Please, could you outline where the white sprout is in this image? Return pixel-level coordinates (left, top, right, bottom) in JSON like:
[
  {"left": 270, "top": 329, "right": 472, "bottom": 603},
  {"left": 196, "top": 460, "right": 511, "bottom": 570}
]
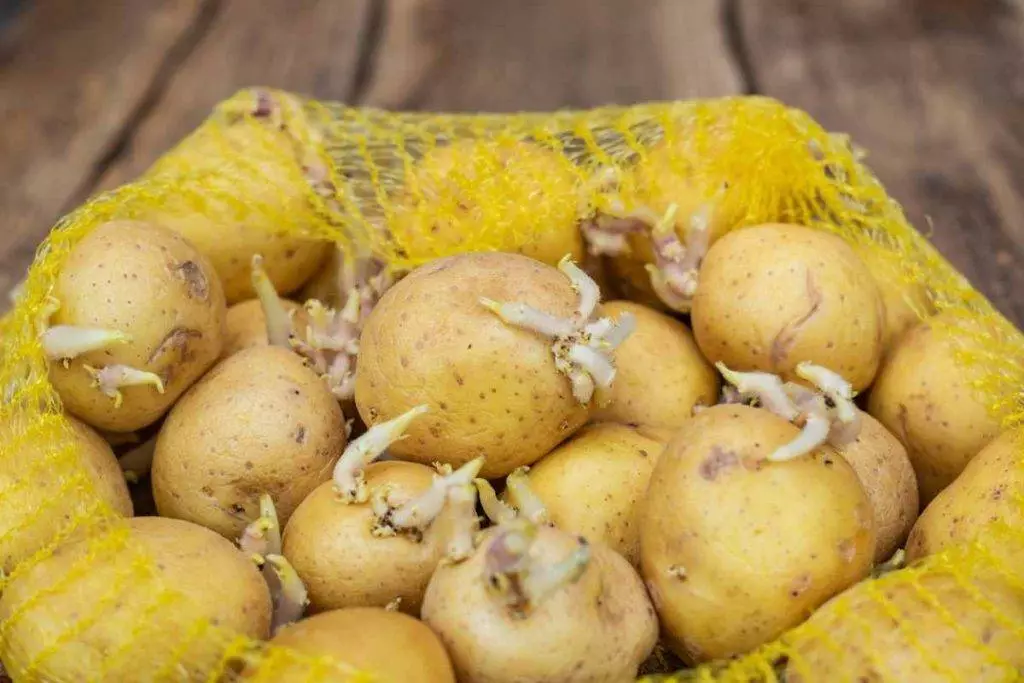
[
  {"left": 83, "top": 365, "right": 164, "bottom": 408},
  {"left": 251, "top": 254, "right": 293, "bottom": 348},
  {"left": 264, "top": 554, "right": 309, "bottom": 635},
  {"left": 768, "top": 393, "right": 832, "bottom": 462},
  {"left": 505, "top": 467, "right": 550, "bottom": 526},
  {"left": 42, "top": 326, "right": 131, "bottom": 364},
  {"left": 443, "top": 483, "right": 480, "bottom": 564},
  {"left": 238, "top": 494, "right": 282, "bottom": 561},
  {"left": 796, "top": 362, "right": 859, "bottom": 425},
  {"left": 716, "top": 362, "right": 801, "bottom": 421},
  {"left": 474, "top": 479, "right": 517, "bottom": 525},
  {"left": 333, "top": 404, "right": 429, "bottom": 503},
  {"left": 387, "top": 457, "right": 485, "bottom": 532}
]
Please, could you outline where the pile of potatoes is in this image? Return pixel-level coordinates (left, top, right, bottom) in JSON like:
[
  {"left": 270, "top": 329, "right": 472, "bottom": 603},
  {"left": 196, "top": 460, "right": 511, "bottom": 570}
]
[{"left": 4, "top": 134, "right": 1023, "bottom": 683}]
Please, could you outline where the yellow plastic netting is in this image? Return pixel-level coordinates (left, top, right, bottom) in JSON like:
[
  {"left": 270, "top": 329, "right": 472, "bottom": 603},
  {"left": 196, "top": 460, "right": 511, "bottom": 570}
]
[{"left": 0, "top": 87, "right": 1022, "bottom": 682}]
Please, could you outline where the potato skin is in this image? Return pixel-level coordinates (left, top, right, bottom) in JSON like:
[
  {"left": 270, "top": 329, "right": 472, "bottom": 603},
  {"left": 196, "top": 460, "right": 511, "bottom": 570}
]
[
  {"left": 867, "top": 312, "right": 1003, "bottom": 504},
  {"left": 222, "top": 298, "right": 304, "bottom": 358},
  {"left": 0, "top": 517, "right": 270, "bottom": 682},
  {"left": 785, "top": 572, "right": 1024, "bottom": 682},
  {"left": 527, "top": 422, "right": 664, "bottom": 566},
  {"left": 282, "top": 462, "right": 447, "bottom": 615},
  {"left": 835, "top": 411, "right": 919, "bottom": 563},
  {"left": 389, "top": 140, "right": 584, "bottom": 268},
  {"left": 639, "top": 404, "right": 875, "bottom": 663},
  {"left": 355, "top": 252, "right": 589, "bottom": 478},
  {"left": 906, "top": 428, "right": 1024, "bottom": 562},
  {"left": 152, "top": 346, "right": 346, "bottom": 540},
  {"left": 142, "top": 122, "right": 331, "bottom": 303},
  {"left": 0, "top": 416, "right": 133, "bottom": 573},
  {"left": 692, "top": 223, "right": 884, "bottom": 391},
  {"left": 260, "top": 608, "right": 456, "bottom": 683},
  {"left": 49, "top": 220, "right": 226, "bottom": 432},
  {"left": 421, "top": 526, "right": 658, "bottom": 683},
  {"left": 592, "top": 301, "right": 719, "bottom": 431}
]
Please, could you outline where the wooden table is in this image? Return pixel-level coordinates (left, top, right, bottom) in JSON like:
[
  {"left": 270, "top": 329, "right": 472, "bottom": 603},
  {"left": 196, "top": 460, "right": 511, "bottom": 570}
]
[{"left": 2, "top": 0, "right": 1023, "bottom": 325}]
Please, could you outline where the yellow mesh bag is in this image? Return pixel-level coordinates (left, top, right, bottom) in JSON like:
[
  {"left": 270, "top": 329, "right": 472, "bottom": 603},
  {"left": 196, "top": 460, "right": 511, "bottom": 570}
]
[{"left": 1, "top": 87, "right": 1022, "bottom": 682}]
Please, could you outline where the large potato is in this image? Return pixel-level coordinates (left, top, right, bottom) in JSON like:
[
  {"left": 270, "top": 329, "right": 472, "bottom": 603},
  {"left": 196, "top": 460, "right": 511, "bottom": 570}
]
[
  {"left": 785, "top": 572, "right": 1024, "bottom": 682},
  {"left": 422, "top": 525, "right": 658, "bottom": 683},
  {"left": 49, "top": 220, "right": 226, "bottom": 432},
  {"left": 258, "top": 608, "right": 455, "bottom": 683},
  {"left": 142, "top": 117, "right": 331, "bottom": 303},
  {"left": 526, "top": 422, "right": 664, "bottom": 565},
  {"left": 355, "top": 252, "right": 590, "bottom": 478},
  {"left": 0, "top": 415, "right": 132, "bottom": 573},
  {"left": 835, "top": 411, "right": 919, "bottom": 563},
  {"left": 152, "top": 346, "right": 346, "bottom": 540},
  {"left": 867, "top": 311, "right": 1004, "bottom": 503},
  {"left": 0, "top": 517, "right": 270, "bottom": 682},
  {"left": 388, "top": 140, "right": 584, "bottom": 268},
  {"left": 282, "top": 462, "right": 448, "bottom": 615},
  {"left": 692, "top": 223, "right": 885, "bottom": 391},
  {"left": 639, "top": 404, "right": 875, "bottom": 663},
  {"left": 906, "top": 428, "right": 1023, "bottom": 562},
  {"left": 591, "top": 301, "right": 718, "bottom": 430}
]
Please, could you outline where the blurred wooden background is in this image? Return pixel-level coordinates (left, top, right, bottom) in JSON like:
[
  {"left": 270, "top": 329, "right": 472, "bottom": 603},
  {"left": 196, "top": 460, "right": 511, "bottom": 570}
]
[{"left": 1, "top": 0, "right": 1022, "bottom": 324}]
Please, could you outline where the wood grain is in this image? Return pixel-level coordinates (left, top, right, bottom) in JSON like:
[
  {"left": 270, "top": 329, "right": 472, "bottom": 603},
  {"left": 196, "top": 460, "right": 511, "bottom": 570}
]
[
  {"left": 737, "top": 0, "right": 1024, "bottom": 326},
  {"left": 363, "top": 0, "right": 743, "bottom": 111},
  {"left": 0, "top": 0, "right": 211, "bottom": 294}
]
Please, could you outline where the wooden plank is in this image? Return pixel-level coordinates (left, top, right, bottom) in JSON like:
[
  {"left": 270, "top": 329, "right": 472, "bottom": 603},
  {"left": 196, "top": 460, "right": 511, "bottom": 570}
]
[
  {"left": 362, "top": 0, "right": 744, "bottom": 111},
  {"left": 0, "top": 0, "right": 210, "bottom": 295},
  {"left": 94, "top": 0, "right": 375, "bottom": 192},
  {"left": 737, "top": 0, "right": 1024, "bottom": 326}
]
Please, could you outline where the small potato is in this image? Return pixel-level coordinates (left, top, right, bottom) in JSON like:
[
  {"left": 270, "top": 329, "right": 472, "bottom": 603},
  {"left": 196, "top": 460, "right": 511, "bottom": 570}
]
[
  {"left": 692, "top": 223, "right": 885, "bottom": 391},
  {"left": 152, "top": 346, "right": 346, "bottom": 540},
  {"left": 142, "top": 115, "right": 331, "bottom": 303},
  {"left": 222, "top": 298, "right": 304, "bottom": 358},
  {"left": 0, "top": 516, "right": 270, "bottom": 682},
  {"left": 592, "top": 301, "right": 719, "bottom": 430},
  {"left": 527, "top": 422, "right": 664, "bottom": 565},
  {"left": 282, "top": 462, "right": 449, "bottom": 615},
  {"left": 867, "top": 311, "right": 1004, "bottom": 504},
  {"left": 48, "top": 220, "right": 226, "bottom": 432},
  {"left": 785, "top": 572, "right": 1024, "bottom": 682},
  {"left": 258, "top": 608, "right": 455, "bottom": 683},
  {"left": 639, "top": 404, "right": 876, "bottom": 663},
  {"left": 0, "top": 415, "right": 133, "bottom": 573},
  {"left": 906, "top": 428, "right": 1024, "bottom": 562},
  {"left": 388, "top": 140, "right": 584, "bottom": 268},
  {"left": 422, "top": 524, "right": 658, "bottom": 683},
  {"left": 835, "top": 411, "right": 919, "bottom": 563},
  {"left": 356, "top": 253, "right": 591, "bottom": 478}
]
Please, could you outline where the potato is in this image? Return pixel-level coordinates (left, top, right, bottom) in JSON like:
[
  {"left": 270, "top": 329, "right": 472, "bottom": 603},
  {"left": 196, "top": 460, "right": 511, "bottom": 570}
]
[
  {"left": 142, "top": 116, "right": 331, "bottom": 303},
  {"left": 356, "top": 252, "right": 593, "bottom": 478},
  {"left": 526, "top": 422, "right": 664, "bottom": 565},
  {"left": 258, "top": 607, "right": 455, "bottom": 683},
  {"left": 0, "top": 516, "right": 270, "bottom": 681},
  {"left": 421, "top": 523, "right": 658, "bottom": 683},
  {"left": 388, "top": 140, "right": 584, "bottom": 268},
  {"left": 639, "top": 404, "right": 876, "bottom": 663},
  {"left": 852, "top": 245, "right": 934, "bottom": 354},
  {"left": 282, "top": 462, "right": 452, "bottom": 615},
  {"left": 0, "top": 415, "right": 132, "bottom": 573},
  {"left": 222, "top": 297, "right": 304, "bottom": 358},
  {"left": 905, "top": 428, "right": 1023, "bottom": 562},
  {"left": 835, "top": 411, "right": 919, "bottom": 563},
  {"left": 592, "top": 301, "right": 718, "bottom": 430},
  {"left": 691, "top": 223, "right": 885, "bottom": 391},
  {"left": 785, "top": 572, "right": 1024, "bottom": 682},
  {"left": 867, "top": 311, "right": 1004, "bottom": 503},
  {"left": 152, "top": 345, "right": 346, "bottom": 540},
  {"left": 47, "top": 220, "right": 226, "bottom": 432}
]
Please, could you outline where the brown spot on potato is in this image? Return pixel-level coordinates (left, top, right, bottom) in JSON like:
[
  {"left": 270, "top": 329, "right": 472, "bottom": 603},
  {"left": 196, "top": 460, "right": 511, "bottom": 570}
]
[
  {"left": 838, "top": 539, "right": 856, "bottom": 562},
  {"left": 769, "top": 270, "right": 823, "bottom": 368},
  {"left": 147, "top": 327, "right": 203, "bottom": 377},
  {"left": 454, "top": 373, "right": 465, "bottom": 386},
  {"left": 699, "top": 446, "right": 739, "bottom": 480},
  {"left": 173, "top": 261, "right": 210, "bottom": 301},
  {"left": 294, "top": 425, "right": 307, "bottom": 444},
  {"left": 789, "top": 573, "right": 811, "bottom": 598}
]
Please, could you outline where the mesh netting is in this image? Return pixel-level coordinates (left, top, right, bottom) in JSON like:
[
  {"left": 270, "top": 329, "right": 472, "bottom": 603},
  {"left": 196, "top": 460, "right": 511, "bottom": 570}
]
[{"left": 0, "top": 87, "right": 1022, "bottom": 682}]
